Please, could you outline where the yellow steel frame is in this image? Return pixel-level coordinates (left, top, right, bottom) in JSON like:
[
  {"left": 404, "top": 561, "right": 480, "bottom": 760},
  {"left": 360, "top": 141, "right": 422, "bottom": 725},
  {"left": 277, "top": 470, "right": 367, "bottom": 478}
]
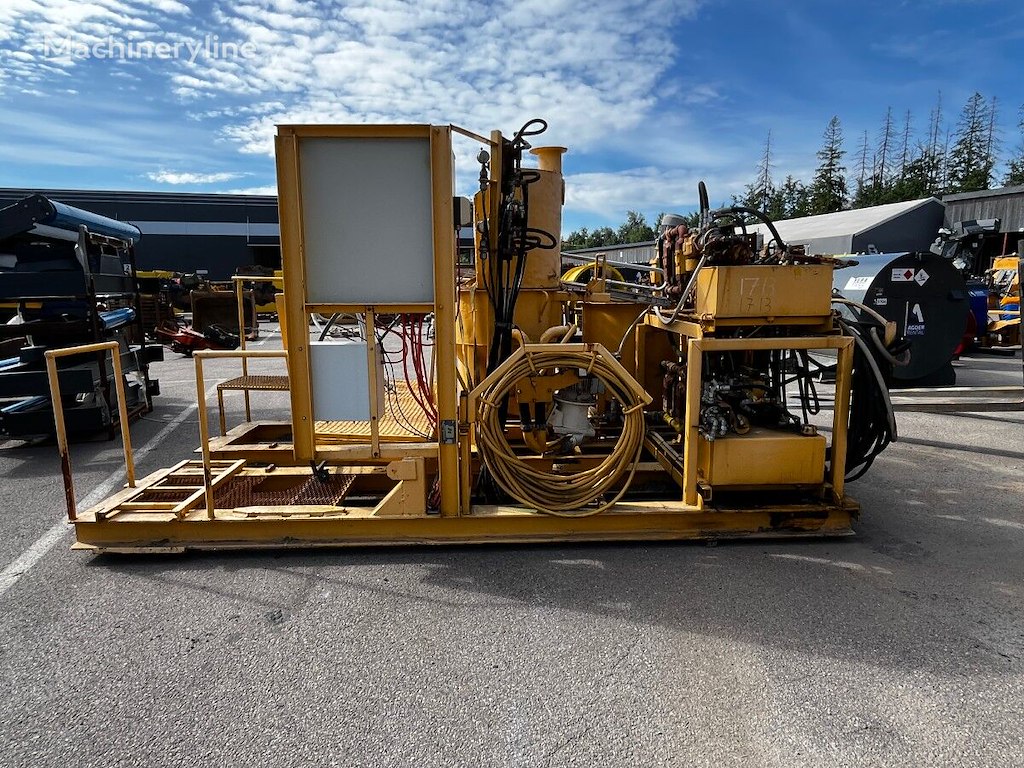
[
  {"left": 677, "top": 334, "right": 854, "bottom": 506},
  {"left": 274, "top": 124, "right": 459, "bottom": 516},
  {"left": 211, "top": 275, "right": 292, "bottom": 434}
]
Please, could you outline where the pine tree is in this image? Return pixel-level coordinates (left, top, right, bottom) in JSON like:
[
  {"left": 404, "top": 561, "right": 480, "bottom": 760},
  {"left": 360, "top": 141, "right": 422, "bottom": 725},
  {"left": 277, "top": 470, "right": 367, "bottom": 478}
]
[
  {"left": 947, "top": 92, "right": 996, "bottom": 193},
  {"left": 809, "top": 116, "right": 848, "bottom": 214},
  {"left": 1004, "top": 104, "right": 1024, "bottom": 187},
  {"left": 739, "top": 132, "right": 776, "bottom": 215},
  {"left": 986, "top": 96, "right": 1000, "bottom": 170},
  {"left": 853, "top": 130, "right": 871, "bottom": 205},
  {"left": 889, "top": 145, "right": 931, "bottom": 201},
  {"left": 875, "top": 107, "right": 895, "bottom": 188},
  {"left": 897, "top": 109, "right": 913, "bottom": 180},
  {"left": 778, "top": 175, "right": 810, "bottom": 218},
  {"left": 925, "top": 92, "right": 946, "bottom": 194}
]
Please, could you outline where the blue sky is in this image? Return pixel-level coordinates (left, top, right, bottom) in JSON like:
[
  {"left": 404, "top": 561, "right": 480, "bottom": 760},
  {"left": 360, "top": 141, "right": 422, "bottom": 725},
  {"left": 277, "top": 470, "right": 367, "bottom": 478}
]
[{"left": 0, "top": 0, "right": 1021, "bottom": 233}]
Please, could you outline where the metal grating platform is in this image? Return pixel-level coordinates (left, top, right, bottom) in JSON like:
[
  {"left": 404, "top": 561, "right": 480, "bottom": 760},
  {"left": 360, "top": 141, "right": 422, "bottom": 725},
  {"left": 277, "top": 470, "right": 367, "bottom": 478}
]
[
  {"left": 201, "top": 473, "right": 357, "bottom": 509},
  {"left": 216, "top": 375, "right": 290, "bottom": 392},
  {"left": 316, "top": 381, "right": 435, "bottom": 443}
]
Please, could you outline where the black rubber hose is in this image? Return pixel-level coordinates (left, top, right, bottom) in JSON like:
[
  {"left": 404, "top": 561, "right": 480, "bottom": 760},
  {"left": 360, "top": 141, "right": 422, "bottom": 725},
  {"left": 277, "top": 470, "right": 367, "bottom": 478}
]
[{"left": 710, "top": 205, "right": 788, "bottom": 252}]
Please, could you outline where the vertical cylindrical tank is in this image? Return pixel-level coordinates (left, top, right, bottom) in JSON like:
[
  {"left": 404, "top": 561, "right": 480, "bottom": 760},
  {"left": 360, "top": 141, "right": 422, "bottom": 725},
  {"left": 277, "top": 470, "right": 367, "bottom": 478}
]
[{"left": 523, "top": 146, "right": 566, "bottom": 290}]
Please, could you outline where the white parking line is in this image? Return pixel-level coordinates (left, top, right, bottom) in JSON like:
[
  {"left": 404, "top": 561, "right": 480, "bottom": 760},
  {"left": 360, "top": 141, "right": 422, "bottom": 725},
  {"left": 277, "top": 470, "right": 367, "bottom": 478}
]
[
  {"left": 0, "top": 384, "right": 218, "bottom": 599},
  {"left": 252, "top": 328, "right": 278, "bottom": 347}
]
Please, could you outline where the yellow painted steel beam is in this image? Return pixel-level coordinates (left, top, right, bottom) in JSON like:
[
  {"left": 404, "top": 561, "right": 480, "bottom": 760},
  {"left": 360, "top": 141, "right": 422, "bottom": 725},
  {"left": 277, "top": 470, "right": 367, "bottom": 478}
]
[
  {"left": 69, "top": 502, "right": 858, "bottom": 552},
  {"left": 305, "top": 303, "right": 436, "bottom": 314},
  {"left": 430, "top": 124, "right": 460, "bottom": 517},
  {"left": 275, "top": 129, "right": 316, "bottom": 462}
]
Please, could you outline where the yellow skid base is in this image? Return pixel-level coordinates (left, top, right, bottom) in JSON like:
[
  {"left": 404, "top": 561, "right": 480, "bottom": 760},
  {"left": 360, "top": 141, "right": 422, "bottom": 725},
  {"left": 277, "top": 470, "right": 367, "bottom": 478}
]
[{"left": 73, "top": 499, "right": 858, "bottom": 553}]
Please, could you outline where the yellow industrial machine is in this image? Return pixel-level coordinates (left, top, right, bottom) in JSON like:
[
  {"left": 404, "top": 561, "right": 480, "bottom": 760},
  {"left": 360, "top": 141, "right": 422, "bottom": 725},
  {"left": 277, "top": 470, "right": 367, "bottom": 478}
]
[
  {"left": 986, "top": 256, "right": 1021, "bottom": 346},
  {"left": 53, "top": 120, "right": 899, "bottom": 552}
]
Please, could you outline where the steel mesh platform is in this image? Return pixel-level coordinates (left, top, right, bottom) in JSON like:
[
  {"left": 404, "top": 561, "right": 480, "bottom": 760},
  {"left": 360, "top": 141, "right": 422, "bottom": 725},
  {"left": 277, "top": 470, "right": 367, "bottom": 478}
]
[
  {"left": 201, "top": 473, "right": 357, "bottom": 509},
  {"left": 316, "top": 381, "right": 434, "bottom": 443}
]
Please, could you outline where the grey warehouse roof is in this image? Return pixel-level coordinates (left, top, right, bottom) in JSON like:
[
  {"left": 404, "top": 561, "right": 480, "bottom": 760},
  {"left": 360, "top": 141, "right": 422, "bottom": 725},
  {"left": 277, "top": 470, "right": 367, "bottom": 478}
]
[{"left": 749, "top": 197, "right": 941, "bottom": 246}]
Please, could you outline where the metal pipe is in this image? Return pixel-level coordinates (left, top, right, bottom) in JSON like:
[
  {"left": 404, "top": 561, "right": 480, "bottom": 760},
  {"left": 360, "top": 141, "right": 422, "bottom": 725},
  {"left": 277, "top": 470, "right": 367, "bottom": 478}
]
[
  {"left": 562, "top": 257, "right": 664, "bottom": 273},
  {"left": 654, "top": 254, "right": 709, "bottom": 324},
  {"left": 538, "top": 324, "right": 577, "bottom": 343}
]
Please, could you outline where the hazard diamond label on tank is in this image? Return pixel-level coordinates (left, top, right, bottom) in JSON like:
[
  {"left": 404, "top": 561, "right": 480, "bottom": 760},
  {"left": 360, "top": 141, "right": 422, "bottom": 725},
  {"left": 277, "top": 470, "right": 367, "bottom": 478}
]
[
  {"left": 892, "top": 268, "right": 915, "bottom": 281},
  {"left": 915, "top": 268, "right": 929, "bottom": 286}
]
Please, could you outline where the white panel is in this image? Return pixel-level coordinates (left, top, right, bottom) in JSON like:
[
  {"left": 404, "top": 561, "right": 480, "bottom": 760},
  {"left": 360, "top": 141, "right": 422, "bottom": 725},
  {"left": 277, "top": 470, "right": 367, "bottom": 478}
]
[
  {"left": 309, "top": 341, "right": 372, "bottom": 421},
  {"left": 299, "top": 136, "right": 434, "bottom": 304}
]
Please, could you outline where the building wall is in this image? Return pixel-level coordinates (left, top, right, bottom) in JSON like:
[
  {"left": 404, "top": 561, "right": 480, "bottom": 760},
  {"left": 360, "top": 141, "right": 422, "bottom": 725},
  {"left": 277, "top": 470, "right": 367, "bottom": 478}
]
[
  {"left": 564, "top": 242, "right": 657, "bottom": 265},
  {"left": 796, "top": 235, "right": 855, "bottom": 255},
  {"left": 852, "top": 199, "right": 945, "bottom": 254},
  {"left": 0, "top": 188, "right": 280, "bottom": 279},
  {"left": 943, "top": 186, "right": 1024, "bottom": 233}
]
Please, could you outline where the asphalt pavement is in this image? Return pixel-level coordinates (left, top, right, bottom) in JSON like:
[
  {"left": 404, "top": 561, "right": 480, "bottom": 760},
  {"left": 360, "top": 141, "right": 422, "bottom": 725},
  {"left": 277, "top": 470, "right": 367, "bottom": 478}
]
[{"left": 1, "top": 333, "right": 1022, "bottom": 767}]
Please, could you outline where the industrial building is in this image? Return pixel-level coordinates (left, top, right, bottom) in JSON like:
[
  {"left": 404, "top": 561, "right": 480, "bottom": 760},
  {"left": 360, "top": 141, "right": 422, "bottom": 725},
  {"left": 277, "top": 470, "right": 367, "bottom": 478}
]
[
  {"left": 943, "top": 185, "right": 1024, "bottom": 258},
  {"left": 0, "top": 188, "right": 280, "bottom": 279},
  {"left": 748, "top": 197, "right": 946, "bottom": 255},
  {"left": 564, "top": 197, "right": 951, "bottom": 266},
  {"left": 563, "top": 240, "right": 658, "bottom": 265},
  {"left": 944, "top": 184, "right": 1024, "bottom": 230}
]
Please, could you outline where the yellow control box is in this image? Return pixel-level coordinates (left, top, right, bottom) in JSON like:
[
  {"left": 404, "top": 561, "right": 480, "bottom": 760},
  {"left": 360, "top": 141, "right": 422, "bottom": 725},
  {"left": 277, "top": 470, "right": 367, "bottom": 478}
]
[
  {"left": 694, "top": 265, "right": 833, "bottom": 322},
  {"left": 697, "top": 428, "right": 827, "bottom": 487}
]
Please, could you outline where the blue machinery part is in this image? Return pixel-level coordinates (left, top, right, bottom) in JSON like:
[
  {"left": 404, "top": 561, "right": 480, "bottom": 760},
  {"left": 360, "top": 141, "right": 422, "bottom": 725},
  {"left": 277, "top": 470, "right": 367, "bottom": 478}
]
[
  {"left": 98, "top": 307, "right": 137, "bottom": 331},
  {"left": 0, "top": 193, "right": 141, "bottom": 244}
]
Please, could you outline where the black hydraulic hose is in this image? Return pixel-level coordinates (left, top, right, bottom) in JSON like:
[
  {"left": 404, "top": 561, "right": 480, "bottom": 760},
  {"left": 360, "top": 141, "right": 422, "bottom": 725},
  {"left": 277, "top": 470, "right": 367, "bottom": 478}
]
[
  {"left": 836, "top": 318, "right": 897, "bottom": 482},
  {"left": 710, "top": 204, "right": 787, "bottom": 253},
  {"left": 317, "top": 312, "right": 341, "bottom": 341},
  {"left": 510, "top": 118, "right": 548, "bottom": 151},
  {"left": 698, "top": 181, "right": 710, "bottom": 227}
]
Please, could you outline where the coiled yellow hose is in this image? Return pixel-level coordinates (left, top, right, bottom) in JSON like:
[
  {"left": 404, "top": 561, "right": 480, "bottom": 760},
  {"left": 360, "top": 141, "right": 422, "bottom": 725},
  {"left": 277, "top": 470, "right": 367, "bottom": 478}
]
[{"left": 475, "top": 347, "right": 648, "bottom": 516}]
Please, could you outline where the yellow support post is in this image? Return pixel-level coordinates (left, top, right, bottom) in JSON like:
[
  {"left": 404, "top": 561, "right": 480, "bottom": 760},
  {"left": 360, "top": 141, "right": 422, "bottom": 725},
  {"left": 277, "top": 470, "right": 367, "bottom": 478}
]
[
  {"left": 682, "top": 338, "right": 703, "bottom": 507},
  {"left": 830, "top": 336, "right": 855, "bottom": 501},
  {"left": 234, "top": 277, "right": 252, "bottom": 425},
  {"left": 276, "top": 130, "right": 316, "bottom": 463},
  {"left": 364, "top": 307, "right": 381, "bottom": 458},
  {"left": 430, "top": 125, "right": 459, "bottom": 517}
]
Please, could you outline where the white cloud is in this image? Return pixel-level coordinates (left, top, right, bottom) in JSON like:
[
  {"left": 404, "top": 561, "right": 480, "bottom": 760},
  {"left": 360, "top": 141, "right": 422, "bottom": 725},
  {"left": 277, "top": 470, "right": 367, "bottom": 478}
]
[
  {"left": 225, "top": 184, "right": 278, "bottom": 195},
  {"left": 2, "top": 0, "right": 753, "bottom": 223},
  {"left": 147, "top": 170, "right": 245, "bottom": 184},
  {"left": 565, "top": 167, "right": 748, "bottom": 220},
  {"left": 163, "top": 0, "right": 705, "bottom": 157}
]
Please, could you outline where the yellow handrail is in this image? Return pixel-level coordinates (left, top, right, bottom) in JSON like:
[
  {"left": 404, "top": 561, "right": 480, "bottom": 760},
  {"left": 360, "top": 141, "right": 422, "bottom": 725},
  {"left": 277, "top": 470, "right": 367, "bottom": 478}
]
[
  {"left": 194, "top": 349, "right": 289, "bottom": 517},
  {"left": 45, "top": 341, "right": 135, "bottom": 521}
]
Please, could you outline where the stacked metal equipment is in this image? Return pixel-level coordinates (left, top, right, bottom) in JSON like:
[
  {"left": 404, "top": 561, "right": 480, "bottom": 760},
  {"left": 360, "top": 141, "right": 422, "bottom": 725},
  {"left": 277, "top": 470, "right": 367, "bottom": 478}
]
[
  {"left": 58, "top": 120, "right": 901, "bottom": 552},
  {"left": 0, "top": 194, "right": 160, "bottom": 438}
]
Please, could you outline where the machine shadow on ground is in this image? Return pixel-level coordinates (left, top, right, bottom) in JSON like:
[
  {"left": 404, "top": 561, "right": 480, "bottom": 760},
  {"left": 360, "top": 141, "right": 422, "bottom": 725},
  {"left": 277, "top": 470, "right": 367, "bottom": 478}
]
[{"left": 88, "top": 508, "right": 1022, "bottom": 682}]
